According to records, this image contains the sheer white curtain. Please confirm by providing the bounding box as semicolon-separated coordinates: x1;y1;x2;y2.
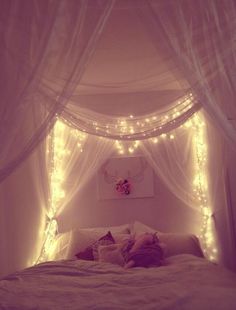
140;127;195;210
204;112;236;268
54;129;116;218
147;0;236;148
139;110;233;266
0;0;115;183
0;0;115;275
35;120;115;263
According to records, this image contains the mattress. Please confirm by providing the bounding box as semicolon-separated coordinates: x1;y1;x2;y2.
0;254;236;310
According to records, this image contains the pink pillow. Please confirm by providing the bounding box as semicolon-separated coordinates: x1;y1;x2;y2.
75;246;93;261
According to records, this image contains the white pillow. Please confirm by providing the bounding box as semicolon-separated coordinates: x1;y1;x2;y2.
48;231;73;261
98;244;125;266
132;221;204;258
159;233;204;258
49;224;131;261
66;229;130;260
77;223;131;235
131;221;158;235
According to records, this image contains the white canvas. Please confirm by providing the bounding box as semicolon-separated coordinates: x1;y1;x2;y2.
97;156;154;200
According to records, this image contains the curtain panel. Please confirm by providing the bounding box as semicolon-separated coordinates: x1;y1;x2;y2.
0;0;115;183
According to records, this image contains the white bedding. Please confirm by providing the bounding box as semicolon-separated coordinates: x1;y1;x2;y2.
0;254;236;310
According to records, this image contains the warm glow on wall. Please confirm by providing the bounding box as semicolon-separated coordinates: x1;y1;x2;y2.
36;110;217;264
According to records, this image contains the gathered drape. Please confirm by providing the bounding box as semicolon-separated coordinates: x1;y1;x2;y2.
1;0;236;185
0;0;115;183
53;126;115;218
147;0;236;147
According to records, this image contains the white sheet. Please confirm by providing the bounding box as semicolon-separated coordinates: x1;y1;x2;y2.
0;255;236;310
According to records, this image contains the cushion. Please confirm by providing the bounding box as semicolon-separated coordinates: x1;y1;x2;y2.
92;231;115;260
131;221;204;258
49;224;131;261
159;233;204;258
98;244;125;266
68;230;115;260
66;224;131;260
75;246;94;261
113;233;132;244
48;231;73;261
75;223;131;235
131;221;158;236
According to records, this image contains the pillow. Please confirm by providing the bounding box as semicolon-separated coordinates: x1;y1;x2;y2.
131;221;159;236
98;244;125;266
132;221;204;258
75;223;131;235
66;229;99;259
75;246;94;261
66;224;131;260
113;233;132;244
48;231;73;261
69;230;115;261
92;231;115;260
159;233;204;258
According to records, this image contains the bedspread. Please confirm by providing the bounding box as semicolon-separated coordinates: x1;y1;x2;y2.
0;254;236;310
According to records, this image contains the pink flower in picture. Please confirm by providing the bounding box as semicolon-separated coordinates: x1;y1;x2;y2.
115;178;131;195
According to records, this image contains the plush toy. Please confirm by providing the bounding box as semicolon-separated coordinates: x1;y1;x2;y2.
124;232;164;268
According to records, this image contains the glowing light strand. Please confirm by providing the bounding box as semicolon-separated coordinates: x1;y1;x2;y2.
36;124;57;264
36;119;87;263
113;113;217;260
62;93;200;140
191;114;217;261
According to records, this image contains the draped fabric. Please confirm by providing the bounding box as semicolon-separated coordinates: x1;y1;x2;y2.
35;121;115;263
1;0;236;184
0;0;115;183
140;129;195;210
148;0;236;146
1;0;236;276
140;111;233;265
52;125;115;218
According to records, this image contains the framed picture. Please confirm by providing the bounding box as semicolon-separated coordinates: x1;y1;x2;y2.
97;156;154;200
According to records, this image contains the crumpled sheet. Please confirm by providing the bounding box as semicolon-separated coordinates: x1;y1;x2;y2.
0;254;236;310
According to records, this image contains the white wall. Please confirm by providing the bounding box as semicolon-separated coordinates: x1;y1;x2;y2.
58;158;201;236
0;153;45;278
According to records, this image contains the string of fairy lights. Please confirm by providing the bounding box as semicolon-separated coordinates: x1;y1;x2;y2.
36;121;87;264
36;108;217;263
61;92;200;140
190;114;217;261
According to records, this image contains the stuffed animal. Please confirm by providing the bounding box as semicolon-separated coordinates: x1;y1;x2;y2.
124;232;164;268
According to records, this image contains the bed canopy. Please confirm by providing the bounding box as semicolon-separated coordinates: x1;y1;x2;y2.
0;0;236;277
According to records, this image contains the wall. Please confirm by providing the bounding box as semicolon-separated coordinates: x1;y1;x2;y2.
58;157;201;236
0;152;45;278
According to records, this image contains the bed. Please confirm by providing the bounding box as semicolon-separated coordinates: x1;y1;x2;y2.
1;222;236;310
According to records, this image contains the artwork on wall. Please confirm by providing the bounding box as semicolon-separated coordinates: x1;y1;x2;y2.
97;156;154;200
